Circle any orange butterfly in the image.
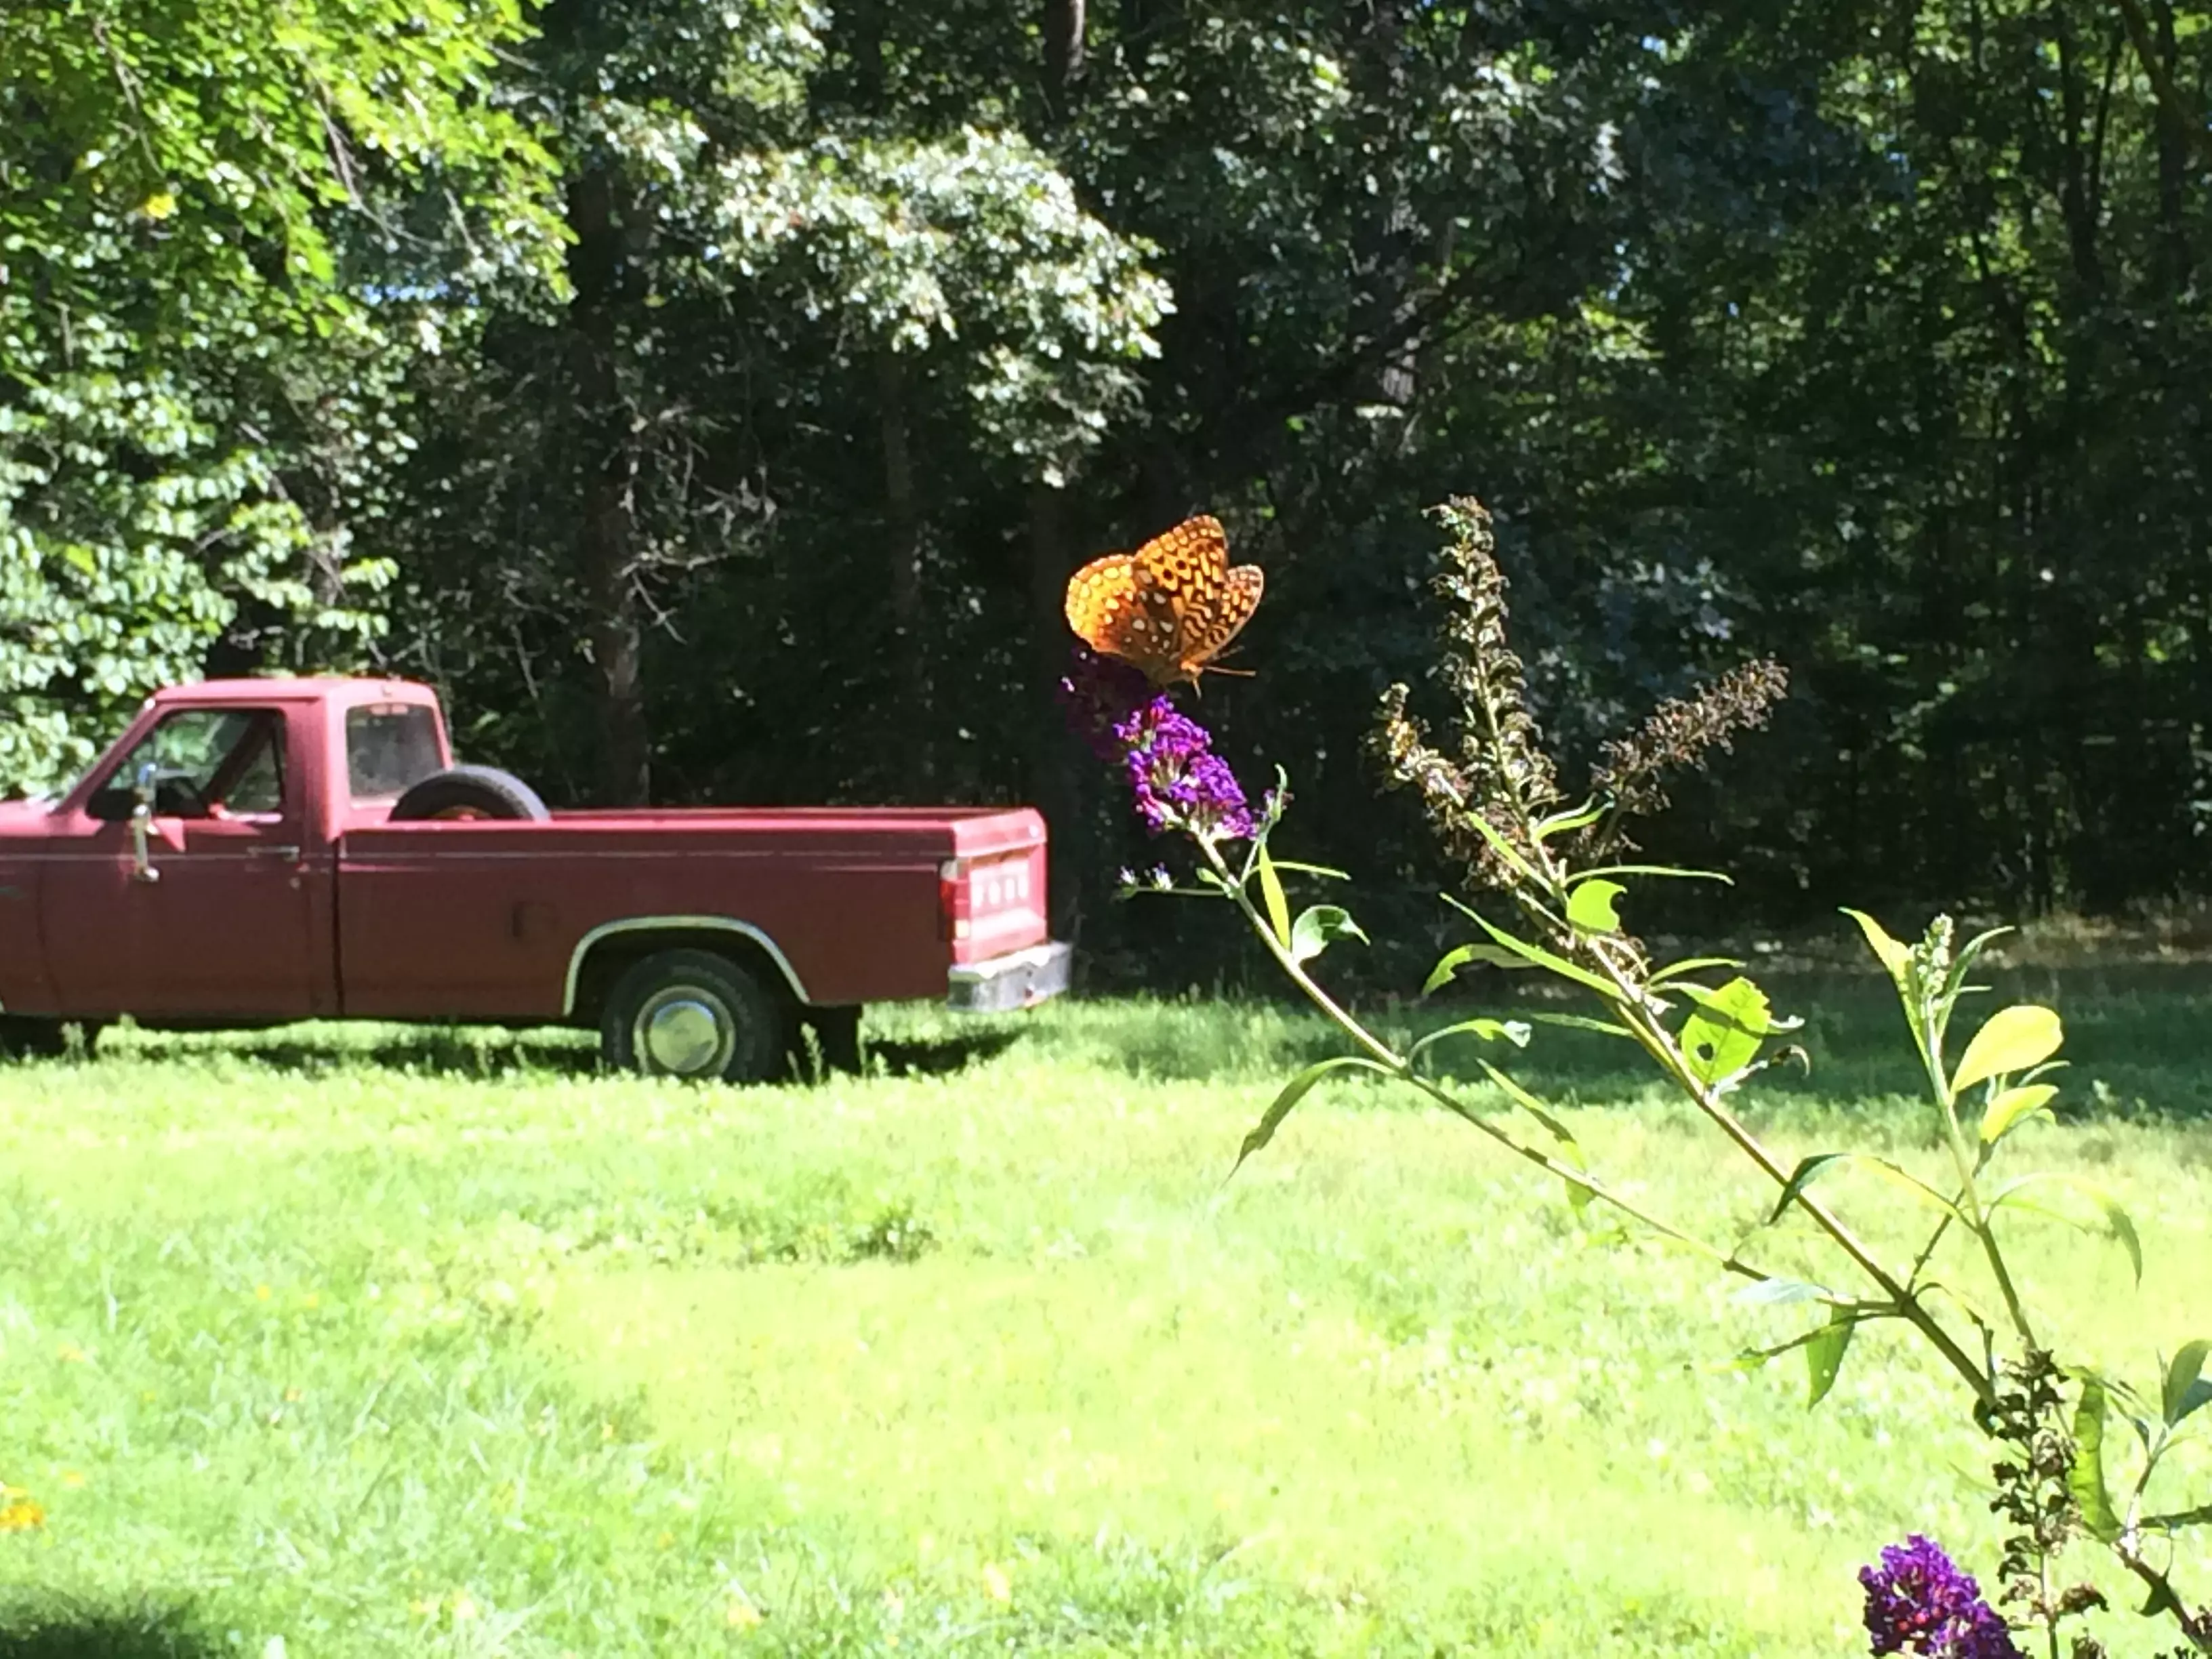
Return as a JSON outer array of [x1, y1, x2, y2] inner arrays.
[[1063, 515, 1264, 689]]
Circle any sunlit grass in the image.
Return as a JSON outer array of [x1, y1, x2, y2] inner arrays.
[[1, 980, 2207, 1655]]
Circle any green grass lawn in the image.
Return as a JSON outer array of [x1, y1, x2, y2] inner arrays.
[[1, 975, 2208, 1657]]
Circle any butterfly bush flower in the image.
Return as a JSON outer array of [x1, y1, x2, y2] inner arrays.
[[1859, 1536, 2022, 1658], [1060, 647, 1253, 842]]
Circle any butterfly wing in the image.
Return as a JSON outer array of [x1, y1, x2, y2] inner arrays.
[[1065, 550, 1181, 683], [1068, 515, 1260, 687], [1180, 564, 1264, 677]]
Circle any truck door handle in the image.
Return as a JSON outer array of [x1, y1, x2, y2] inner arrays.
[[247, 844, 302, 862]]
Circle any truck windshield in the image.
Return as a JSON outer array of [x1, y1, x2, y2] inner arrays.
[[347, 705, 445, 804]]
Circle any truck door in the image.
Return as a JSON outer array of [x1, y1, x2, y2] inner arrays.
[[40, 705, 320, 1019]]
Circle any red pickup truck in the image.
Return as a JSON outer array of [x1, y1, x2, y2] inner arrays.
[[0, 678, 1069, 1081]]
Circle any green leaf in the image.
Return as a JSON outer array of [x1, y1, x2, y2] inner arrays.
[[2070, 1376, 2124, 1543], [1805, 1313, 1855, 1408], [1734, 1276, 1831, 1307], [1521, 1012, 1636, 1040], [1671, 980, 1799, 1034], [1648, 956, 1746, 986], [2163, 1339, 2212, 1428], [1950, 1005, 2064, 1094], [1979, 1084, 2058, 1147], [1421, 942, 1538, 995], [1409, 1018, 1532, 1066], [1269, 859, 1349, 880], [1450, 901, 1623, 1002], [1532, 798, 1604, 840], [1989, 1174, 2143, 1286], [1289, 905, 1367, 965], [1231, 1057, 1394, 1175], [1256, 842, 1292, 949], [1460, 811, 1544, 886], [1767, 1152, 1961, 1226], [1571, 863, 1734, 885], [1841, 908, 1912, 983], [1679, 976, 1772, 1085], [1565, 878, 1625, 934], [1471, 1059, 1583, 1167]]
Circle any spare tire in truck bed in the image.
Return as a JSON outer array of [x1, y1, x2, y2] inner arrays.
[[388, 765, 551, 823]]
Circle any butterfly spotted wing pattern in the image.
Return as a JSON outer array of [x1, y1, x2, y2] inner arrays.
[[1064, 515, 1265, 687]]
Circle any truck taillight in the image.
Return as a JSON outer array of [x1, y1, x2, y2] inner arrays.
[[939, 858, 970, 941], [941, 855, 1037, 943]]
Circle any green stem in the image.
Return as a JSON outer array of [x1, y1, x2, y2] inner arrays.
[[1910, 987, 2039, 1351], [1202, 840, 1774, 1286], [1584, 945, 1996, 1406]]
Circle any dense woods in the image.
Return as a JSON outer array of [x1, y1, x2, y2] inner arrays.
[[5, 0, 2211, 973]]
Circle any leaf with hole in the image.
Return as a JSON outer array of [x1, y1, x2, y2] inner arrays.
[[1565, 878, 1625, 935], [1290, 905, 1366, 965], [1950, 1004, 2063, 1095], [1679, 977, 1773, 1086]]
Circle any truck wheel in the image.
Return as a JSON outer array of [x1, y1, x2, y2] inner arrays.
[[388, 765, 551, 823], [600, 949, 794, 1084], [0, 1017, 101, 1061]]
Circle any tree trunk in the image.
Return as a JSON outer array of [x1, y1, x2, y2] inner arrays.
[[878, 350, 930, 794], [565, 163, 651, 806], [1042, 0, 1086, 118], [1346, 0, 1421, 414], [1029, 483, 1084, 939]]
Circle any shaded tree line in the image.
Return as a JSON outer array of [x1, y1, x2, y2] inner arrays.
[[5, 0, 2211, 977]]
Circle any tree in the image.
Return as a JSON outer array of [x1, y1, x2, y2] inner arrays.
[[0, 0, 563, 795]]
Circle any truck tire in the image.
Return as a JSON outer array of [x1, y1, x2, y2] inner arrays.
[[388, 765, 551, 823], [0, 1017, 101, 1061], [600, 949, 794, 1084]]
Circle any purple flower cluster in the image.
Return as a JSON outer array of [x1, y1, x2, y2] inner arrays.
[[1059, 647, 1253, 842], [1859, 1537, 2022, 1658]]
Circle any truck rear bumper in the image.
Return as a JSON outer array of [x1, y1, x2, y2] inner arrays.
[[946, 941, 1072, 1013]]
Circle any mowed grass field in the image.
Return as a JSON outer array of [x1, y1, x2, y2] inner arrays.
[[2, 970, 2209, 1658]]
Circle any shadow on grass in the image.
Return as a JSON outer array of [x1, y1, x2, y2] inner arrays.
[[1069, 964, 2212, 1122], [866, 1029, 1027, 1078], [123, 1027, 605, 1082], [0, 1601, 217, 1659]]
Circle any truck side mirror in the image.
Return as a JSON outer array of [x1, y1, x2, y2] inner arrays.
[[129, 762, 161, 884]]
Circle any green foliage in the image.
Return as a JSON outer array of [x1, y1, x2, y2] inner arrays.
[[0, 0, 562, 794]]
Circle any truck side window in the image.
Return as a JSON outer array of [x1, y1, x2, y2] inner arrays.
[[87, 709, 287, 822], [346, 704, 443, 804]]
